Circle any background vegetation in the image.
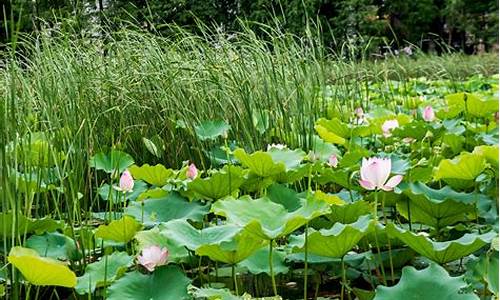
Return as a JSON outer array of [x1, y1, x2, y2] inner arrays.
[[2, 0, 498, 53]]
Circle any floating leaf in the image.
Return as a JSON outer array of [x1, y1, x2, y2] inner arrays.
[[95, 216, 142, 243], [238, 246, 289, 275], [267, 183, 302, 212], [0, 213, 62, 237], [313, 190, 345, 206], [8, 246, 77, 287], [26, 232, 79, 261], [315, 123, 346, 145], [134, 226, 189, 263], [161, 220, 263, 264], [125, 192, 209, 226], [212, 196, 330, 240], [386, 223, 496, 264], [434, 153, 487, 189], [290, 215, 373, 258], [325, 200, 372, 224], [187, 166, 245, 200], [195, 120, 230, 141], [233, 149, 286, 177], [374, 263, 479, 300], [311, 135, 341, 162], [267, 148, 306, 171], [89, 150, 134, 174], [98, 181, 148, 203], [473, 145, 499, 170], [396, 182, 477, 229], [107, 265, 191, 300], [444, 92, 497, 118], [75, 252, 133, 295], [128, 164, 175, 187]]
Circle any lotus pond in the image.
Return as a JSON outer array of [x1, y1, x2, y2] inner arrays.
[[2, 75, 499, 300]]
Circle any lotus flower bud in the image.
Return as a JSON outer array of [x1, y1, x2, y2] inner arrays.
[[382, 119, 399, 137], [423, 106, 435, 122], [328, 154, 338, 168], [186, 163, 198, 180], [137, 246, 169, 272], [119, 170, 134, 193]]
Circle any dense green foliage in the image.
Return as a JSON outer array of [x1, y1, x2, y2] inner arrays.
[[2, 0, 498, 52], [0, 25, 498, 299]]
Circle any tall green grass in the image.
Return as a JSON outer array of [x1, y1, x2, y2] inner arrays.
[[0, 24, 498, 298]]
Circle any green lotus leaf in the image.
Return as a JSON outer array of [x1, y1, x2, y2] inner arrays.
[[314, 168, 351, 188], [314, 120, 346, 145], [393, 121, 433, 140], [134, 226, 189, 262], [128, 164, 175, 187], [234, 148, 286, 177], [338, 147, 372, 168], [466, 252, 499, 296], [197, 229, 264, 264], [8, 133, 65, 167], [274, 164, 311, 184], [161, 219, 263, 264], [442, 134, 465, 156], [195, 120, 230, 141], [407, 166, 433, 183], [125, 192, 209, 226], [8, 246, 77, 287], [192, 287, 239, 300], [136, 188, 169, 201], [313, 190, 345, 206], [107, 265, 191, 300], [473, 145, 499, 170], [396, 182, 477, 229], [434, 153, 487, 189], [267, 183, 301, 212], [311, 135, 341, 162], [89, 150, 134, 174], [75, 252, 133, 295], [239, 173, 276, 193], [444, 92, 498, 118], [26, 232, 79, 261], [374, 262, 479, 300], [267, 148, 306, 171], [326, 200, 372, 224], [98, 181, 148, 203], [187, 166, 245, 201], [161, 219, 239, 250], [0, 212, 63, 237], [212, 196, 331, 240], [386, 223, 496, 263], [290, 215, 373, 258], [487, 253, 499, 296], [95, 215, 142, 243], [238, 246, 289, 275]]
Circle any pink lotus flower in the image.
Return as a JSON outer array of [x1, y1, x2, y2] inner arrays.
[[186, 163, 198, 180], [328, 154, 338, 168], [423, 106, 435, 122], [382, 119, 399, 137], [137, 246, 169, 272], [359, 157, 403, 191], [118, 170, 134, 193], [354, 107, 364, 118]]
